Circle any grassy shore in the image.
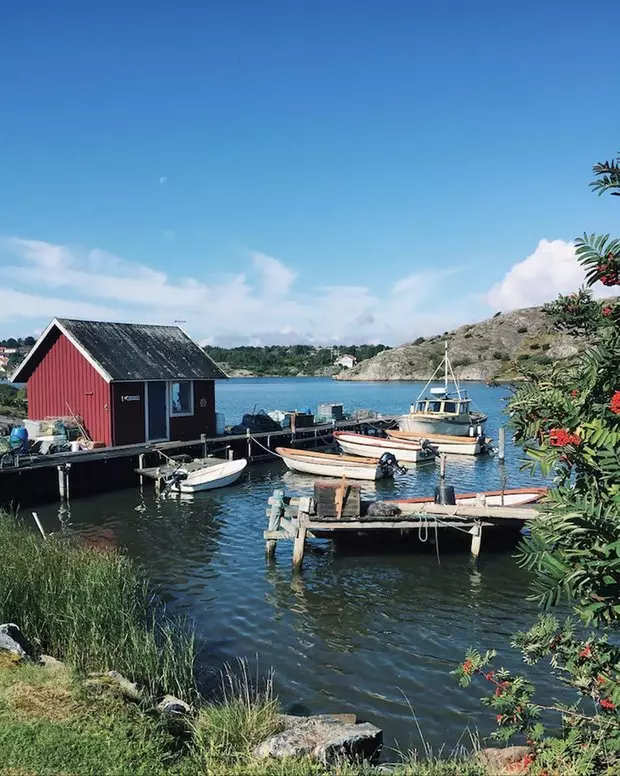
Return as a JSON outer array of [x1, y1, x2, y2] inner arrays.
[[0, 512, 489, 775]]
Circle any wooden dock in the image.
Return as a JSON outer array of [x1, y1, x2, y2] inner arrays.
[[264, 485, 541, 570], [0, 417, 396, 505]]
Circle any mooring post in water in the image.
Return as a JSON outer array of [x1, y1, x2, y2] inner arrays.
[[138, 453, 145, 487], [292, 524, 307, 571], [201, 433, 207, 460], [227, 447, 234, 461], [266, 489, 284, 559], [57, 463, 71, 502], [292, 497, 311, 571], [246, 428, 252, 461], [439, 453, 447, 481], [470, 522, 483, 562], [498, 427, 505, 464]]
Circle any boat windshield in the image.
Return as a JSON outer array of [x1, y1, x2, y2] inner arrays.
[[413, 398, 471, 415], [428, 401, 442, 412]]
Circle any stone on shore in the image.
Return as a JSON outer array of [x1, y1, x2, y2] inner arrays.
[[254, 713, 382, 765], [157, 694, 192, 715], [0, 623, 30, 659], [38, 654, 65, 671], [478, 746, 532, 774], [107, 670, 143, 701]]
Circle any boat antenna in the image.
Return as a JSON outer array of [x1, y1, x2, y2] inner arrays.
[[444, 341, 448, 393]]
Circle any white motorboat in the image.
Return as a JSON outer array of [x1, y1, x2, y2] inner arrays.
[[399, 343, 487, 437], [333, 431, 437, 464], [386, 429, 492, 456], [392, 487, 546, 508], [277, 447, 400, 481], [164, 458, 248, 493]]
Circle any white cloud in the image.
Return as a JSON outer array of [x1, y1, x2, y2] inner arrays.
[[0, 236, 476, 345], [487, 239, 620, 310], [252, 252, 296, 295], [159, 176, 168, 185]]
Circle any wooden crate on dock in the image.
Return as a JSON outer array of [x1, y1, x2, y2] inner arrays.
[[313, 480, 361, 519]]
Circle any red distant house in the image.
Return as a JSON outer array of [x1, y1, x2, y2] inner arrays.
[[11, 318, 226, 446]]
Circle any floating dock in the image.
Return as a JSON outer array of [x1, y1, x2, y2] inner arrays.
[[264, 483, 541, 570]]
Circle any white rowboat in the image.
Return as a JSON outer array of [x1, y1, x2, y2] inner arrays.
[[386, 429, 491, 456], [333, 432, 437, 464], [167, 458, 248, 493], [392, 487, 547, 508], [277, 447, 392, 481]]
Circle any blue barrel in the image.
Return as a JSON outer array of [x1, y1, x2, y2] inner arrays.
[[9, 426, 28, 454]]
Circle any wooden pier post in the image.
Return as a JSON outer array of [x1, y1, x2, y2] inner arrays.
[[227, 447, 234, 461], [470, 523, 483, 561], [292, 524, 307, 571], [201, 433, 207, 460], [138, 453, 145, 486], [498, 427, 506, 464], [266, 489, 284, 559], [292, 496, 311, 571], [439, 453, 447, 480], [246, 428, 252, 461], [57, 463, 71, 501]]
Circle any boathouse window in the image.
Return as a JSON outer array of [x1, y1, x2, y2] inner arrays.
[[170, 381, 193, 416], [444, 401, 457, 413]]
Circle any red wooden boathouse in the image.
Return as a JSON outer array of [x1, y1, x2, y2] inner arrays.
[[11, 318, 226, 447]]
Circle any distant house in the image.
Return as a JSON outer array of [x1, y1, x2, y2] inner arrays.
[[11, 318, 226, 446], [0, 346, 18, 355], [335, 354, 357, 369]]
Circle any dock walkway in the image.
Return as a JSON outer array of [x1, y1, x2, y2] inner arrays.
[[264, 487, 540, 570]]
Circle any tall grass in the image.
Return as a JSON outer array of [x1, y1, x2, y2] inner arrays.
[[192, 660, 281, 767], [0, 512, 196, 699]]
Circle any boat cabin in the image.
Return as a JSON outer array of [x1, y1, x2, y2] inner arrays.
[[11, 318, 227, 447], [409, 397, 471, 416]]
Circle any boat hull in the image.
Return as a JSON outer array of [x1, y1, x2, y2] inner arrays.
[[386, 429, 488, 456], [334, 432, 436, 464], [398, 415, 485, 437], [278, 448, 384, 480], [172, 459, 248, 493], [394, 487, 547, 508]]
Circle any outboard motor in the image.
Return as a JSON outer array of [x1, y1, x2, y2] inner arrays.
[[420, 438, 439, 457], [163, 469, 188, 493], [378, 451, 407, 476]]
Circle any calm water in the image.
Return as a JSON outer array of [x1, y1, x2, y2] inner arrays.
[[35, 378, 555, 753]]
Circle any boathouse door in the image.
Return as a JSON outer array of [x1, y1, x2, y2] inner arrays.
[[146, 381, 169, 441]]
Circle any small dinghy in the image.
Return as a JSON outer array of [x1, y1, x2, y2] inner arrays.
[[386, 429, 492, 456], [333, 431, 437, 464], [277, 447, 404, 481], [163, 458, 248, 493], [393, 487, 547, 508]]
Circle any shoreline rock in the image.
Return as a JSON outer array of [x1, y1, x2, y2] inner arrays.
[[255, 713, 383, 765]]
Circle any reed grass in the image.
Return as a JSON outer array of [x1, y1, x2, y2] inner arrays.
[[0, 511, 196, 699], [192, 660, 282, 766]]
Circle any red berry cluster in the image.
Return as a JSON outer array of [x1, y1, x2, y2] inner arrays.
[[549, 428, 582, 447], [598, 253, 620, 286], [610, 392, 620, 415], [602, 306, 613, 317]]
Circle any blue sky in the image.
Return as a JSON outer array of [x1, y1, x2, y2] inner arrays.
[[1, 0, 619, 345]]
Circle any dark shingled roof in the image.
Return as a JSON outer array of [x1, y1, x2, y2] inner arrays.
[[58, 319, 227, 381], [13, 319, 227, 382]]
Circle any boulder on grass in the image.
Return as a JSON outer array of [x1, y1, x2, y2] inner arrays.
[[0, 623, 30, 659], [157, 695, 192, 715], [254, 713, 382, 765], [107, 670, 143, 701], [38, 654, 65, 671]]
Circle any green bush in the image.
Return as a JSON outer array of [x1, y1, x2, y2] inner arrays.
[[529, 342, 541, 350], [0, 513, 196, 700], [412, 337, 426, 346], [516, 326, 528, 333], [541, 342, 551, 351]]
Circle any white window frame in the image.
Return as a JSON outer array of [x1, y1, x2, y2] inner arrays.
[[169, 380, 194, 417]]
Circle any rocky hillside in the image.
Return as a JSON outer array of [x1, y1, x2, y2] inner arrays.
[[335, 306, 581, 382]]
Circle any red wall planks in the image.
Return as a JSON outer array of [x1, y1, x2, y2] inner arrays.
[[27, 331, 112, 445]]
